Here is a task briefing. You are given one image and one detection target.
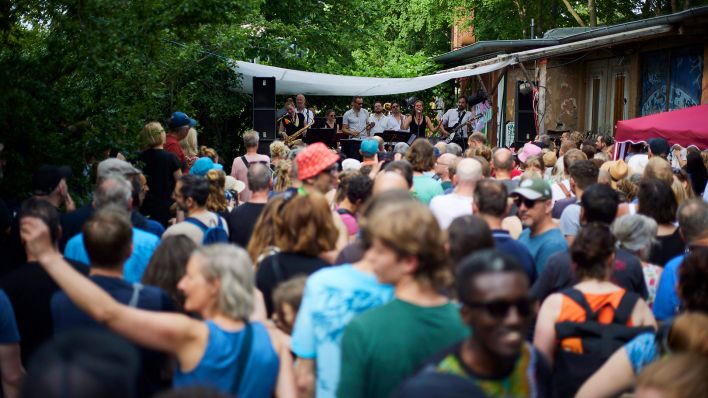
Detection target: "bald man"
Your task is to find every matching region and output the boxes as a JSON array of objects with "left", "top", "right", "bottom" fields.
[
  {"left": 435, "top": 153, "right": 457, "bottom": 191},
  {"left": 373, "top": 172, "right": 409, "bottom": 195},
  {"left": 430, "top": 158, "right": 483, "bottom": 229}
]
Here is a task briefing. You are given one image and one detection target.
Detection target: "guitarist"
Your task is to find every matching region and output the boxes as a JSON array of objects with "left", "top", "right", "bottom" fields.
[
  {"left": 279, "top": 102, "right": 306, "bottom": 141},
  {"left": 440, "top": 96, "right": 473, "bottom": 150}
]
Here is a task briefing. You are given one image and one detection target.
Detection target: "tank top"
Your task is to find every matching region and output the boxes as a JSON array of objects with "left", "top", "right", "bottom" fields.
[
  {"left": 556, "top": 289, "right": 632, "bottom": 353},
  {"left": 173, "top": 321, "right": 279, "bottom": 397},
  {"left": 410, "top": 114, "right": 426, "bottom": 137}
]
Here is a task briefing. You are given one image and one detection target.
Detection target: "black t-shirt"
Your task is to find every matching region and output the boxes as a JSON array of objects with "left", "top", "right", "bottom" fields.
[
  {"left": 648, "top": 228, "right": 686, "bottom": 267},
  {"left": 531, "top": 248, "right": 648, "bottom": 303},
  {"left": 138, "top": 148, "right": 181, "bottom": 227},
  {"left": 0, "top": 259, "right": 89, "bottom": 364},
  {"left": 59, "top": 204, "right": 93, "bottom": 251},
  {"left": 227, "top": 202, "right": 266, "bottom": 248},
  {"left": 256, "top": 252, "right": 329, "bottom": 316}
]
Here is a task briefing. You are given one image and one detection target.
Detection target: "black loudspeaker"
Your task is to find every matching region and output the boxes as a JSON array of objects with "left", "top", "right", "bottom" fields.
[
  {"left": 253, "top": 77, "right": 276, "bottom": 139},
  {"left": 258, "top": 139, "right": 273, "bottom": 156},
  {"left": 514, "top": 80, "right": 536, "bottom": 142}
]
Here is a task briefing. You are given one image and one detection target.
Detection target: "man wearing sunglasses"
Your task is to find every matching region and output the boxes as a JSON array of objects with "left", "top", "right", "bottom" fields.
[
  {"left": 342, "top": 96, "right": 371, "bottom": 139},
  {"left": 394, "top": 250, "right": 550, "bottom": 398},
  {"left": 513, "top": 178, "right": 568, "bottom": 277}
]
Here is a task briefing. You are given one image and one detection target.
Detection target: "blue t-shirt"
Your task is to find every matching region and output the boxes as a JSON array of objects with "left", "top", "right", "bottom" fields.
[
  {"left": 624, "top": 332, "right": 658, "bottom": 374},
  {"left": 291, "top": 264, "right": 394, "bottom": 398},
  {"left": 492, "top": 229, "right": 536, "bottom": 282},
  {"left": 518, "top": 227, "right": 568, "bottom": 276},
  {"left": 63, "top": 227, "right": 159, "bottom": 283},
  {"left": 174, "top": 321, "right": 279, "bottom": 398},
  {"left": 652, "top": 254, "right": 685, "bottom": 321},
  {"left": 0, "top": 290, "right": 20, "bottom": 344}
]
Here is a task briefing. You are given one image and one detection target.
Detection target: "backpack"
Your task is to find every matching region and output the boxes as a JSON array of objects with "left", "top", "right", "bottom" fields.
[
  {"left": 185, "top": 214, "right": 229, "bottom": 245},
  {"left": 240, "top": 156, "right": 268, "bottom": 169},
  {"left": 551, "top": 288, "right": 654, "bottom": 398}
]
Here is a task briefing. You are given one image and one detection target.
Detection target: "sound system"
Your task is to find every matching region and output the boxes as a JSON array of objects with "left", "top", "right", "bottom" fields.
[
  {"left": 252, "top": 77, "right": 276, "bottom": 140},
  {"left": 514, "top": 80, "right": 536, "bottom": 142}
]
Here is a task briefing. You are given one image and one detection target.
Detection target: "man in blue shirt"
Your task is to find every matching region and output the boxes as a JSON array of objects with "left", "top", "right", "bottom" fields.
[
  {"left": 53, "top": 207, "right": 173, "bottom": 396},
  {"left": 653, "top": 198, "right": 708, "bottom": 320},
  {"left": 0, "top": 289, "right": 23, "bottom": 397},
  {"left": 474, "top": 179, "right": 536, "bottom": 282},
  {"left": 64, "top": 174, "right": 158, "bottom": 283},
  {"left": 513, "top": 178, "right": 568, "bottom": 276}
]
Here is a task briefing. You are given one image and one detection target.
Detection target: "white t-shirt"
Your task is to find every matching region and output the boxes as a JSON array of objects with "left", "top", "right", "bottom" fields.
[
  {"left": 551, "top": 179, "right": 573, "bottom": 205},
  {"left": 342, "top": 108, "right": 370, "bottom": 138},
  {"left": 429, "top": 193, "right": 473, "bottom": 229},
  {"left": 441, "top": 108, "right": 474, "bottom": 138},
  {"left": 627, "top": 154, "right": 649, "bottom": 176},
  {"left": 384, "top": 114, "right": 408, "bottom": 131},
  {"left": 297, "top": 108, "right": 315, "bottom": 125},
  {"left": 368, "top": 113, "right": 388, "bottom": 135}
]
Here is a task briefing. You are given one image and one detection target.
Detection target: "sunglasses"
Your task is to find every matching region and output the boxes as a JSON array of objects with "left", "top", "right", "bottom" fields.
[
  {"left": 514, "top": 197, "right": 539, "bottom": 209},
  {"left": 464, "top": 298, "right": 533, "bottom": 319}
]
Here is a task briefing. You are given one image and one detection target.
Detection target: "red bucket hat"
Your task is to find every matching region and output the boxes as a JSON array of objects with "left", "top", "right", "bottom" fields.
[{"left": 296, "top": 143, "right": 340, "bottom": 180}]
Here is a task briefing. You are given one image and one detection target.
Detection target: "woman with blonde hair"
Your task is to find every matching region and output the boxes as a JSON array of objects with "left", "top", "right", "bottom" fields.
[
  {"left": 180, "top": 127, "right": 199, "bottom": 171},
  {"left": 269, "top": 140, "right": 290, "bottom": 170},
  {"left": 205, "top": 169, "right": 229, "bottom": 218},
  {"left": 20, "top": 219, "right": 296, "bottom": 398},
  {"left": 138, "top": 121, "right": 182, "bottom": 226},
  {"left": 246, "top": 196, "right": 283, "bottom": 266}
]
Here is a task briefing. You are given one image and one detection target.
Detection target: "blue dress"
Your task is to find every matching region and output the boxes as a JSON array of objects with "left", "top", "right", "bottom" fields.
[{"left": 174, "top": 321, "right": 279, "bottom": 397}]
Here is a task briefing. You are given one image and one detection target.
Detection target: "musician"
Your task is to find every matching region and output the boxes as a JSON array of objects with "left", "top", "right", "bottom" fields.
[
  {"left": 296, "top": 94, "right": 314, "bottom": 125},
  {"left": 368, "top": 101, "right": 388, "bottom": 135},
  {"left": 402, "top": 100, "right": 437, "bottom": 138},
  {"left": 384, "top": 102, "right": 408, "bottom": 132},
  {"left": 342, "top": 96, "right": 371, "bottom": 139},
  {"left": 323, "top": 109, "right": 340, "bottom": 132},
  {"left": 440, "top": 96, "right": 473, "bottom": 148},
  {"left": 279, "top": 103, "right": 305, "bottom": 141}
]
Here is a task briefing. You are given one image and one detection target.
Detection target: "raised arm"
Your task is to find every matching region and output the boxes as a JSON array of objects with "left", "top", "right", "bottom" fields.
[
  {"left": 401, "top": 115, "right": 412, "bottom": 130},
  {"left": 20, "top": 217, "right": 204, "bottom": 359},
  {"left": 425, "top": 116, "right": 438, "bottom": 133}
]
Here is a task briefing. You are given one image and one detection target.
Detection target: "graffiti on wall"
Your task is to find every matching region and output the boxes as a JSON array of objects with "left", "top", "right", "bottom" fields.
[{"left": 640, "top": 46, "right": 703, "bottom": 116}]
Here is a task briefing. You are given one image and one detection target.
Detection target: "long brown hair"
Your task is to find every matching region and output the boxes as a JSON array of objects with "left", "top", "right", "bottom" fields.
[
  {"left": 273, "top": 191, "right": 338, "bottom": 256},
  {"left": 247, "top": 196, "right": 284, "bottom": 265}
]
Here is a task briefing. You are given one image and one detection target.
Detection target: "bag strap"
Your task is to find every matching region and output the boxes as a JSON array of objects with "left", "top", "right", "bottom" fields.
[
  {"left": 241, "top": 156, "right": 250, "bottom": 169},
  {"left": 559, "top": 181, "right": 572, "bottom": 198},
  {"left": 613, "top": 291, "right": 640, "bottom": 325},
  {"left": 129, "top": 283, "right": 143, "bottom": 307},
  {"left": 232, "top": 322, "right": 254, "bottom": 395},
  {"left": 561, "top": 288, "right": 597, "bottom": 321},
  {"left": 337, "top": 208, "right": 353, "bottom": 216},
  {"left": 184, "top": 217, "right": 208, "bottom": 231}
]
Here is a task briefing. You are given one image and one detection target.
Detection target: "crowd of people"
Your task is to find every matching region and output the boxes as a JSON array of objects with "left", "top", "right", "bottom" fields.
[{"left": 1, "top": 107, "right": 708, "bottom": 398}]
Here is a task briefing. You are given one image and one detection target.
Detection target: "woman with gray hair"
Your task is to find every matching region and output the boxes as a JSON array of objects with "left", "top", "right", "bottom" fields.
[
  {"left": 612, "top": 214, "right": 663, "bottom": 307},
  {"left": 18, "top": 219, "right": 297, "bottom": 398}
]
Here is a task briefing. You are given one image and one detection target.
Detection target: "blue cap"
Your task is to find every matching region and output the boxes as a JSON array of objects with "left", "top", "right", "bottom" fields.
[
  {"left": 190, "top": 157, "right": 223, "bottom": 176},
  {"left": 168, "top": 111, "right": 197, "bottom": 130},
  {"left": 360, "top": 139, "right": 378, "bottom": 157}
]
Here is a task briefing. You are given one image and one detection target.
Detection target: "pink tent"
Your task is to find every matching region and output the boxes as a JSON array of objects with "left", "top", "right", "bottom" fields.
[{"left": 613, "top": 104, "right": 708, "bottom": 159}]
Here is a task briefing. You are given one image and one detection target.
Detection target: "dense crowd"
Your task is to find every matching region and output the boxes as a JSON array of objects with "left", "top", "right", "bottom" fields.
[{"left": 1, "top": 110, "right": 708, "bottom": 398}]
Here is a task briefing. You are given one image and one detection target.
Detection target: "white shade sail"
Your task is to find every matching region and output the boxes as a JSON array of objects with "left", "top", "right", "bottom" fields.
[{"left": 231, "top": 57, "right": 513, "bottom": 96}]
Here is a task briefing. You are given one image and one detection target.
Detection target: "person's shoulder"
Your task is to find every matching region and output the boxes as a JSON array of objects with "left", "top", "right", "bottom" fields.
[
  {"left": 65, "top": 232, "right": 84, "bottom": 248},
  {"left": 664, "top": 254, "right": 686, "bottom": 271},
  {"left": 132, "top": 227, "right": 160, "bottom": 245}
]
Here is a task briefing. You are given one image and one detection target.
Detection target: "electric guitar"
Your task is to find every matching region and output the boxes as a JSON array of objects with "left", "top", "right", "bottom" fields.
[{"left": 444, "top": 113, "right": 483, "bottom": 144}]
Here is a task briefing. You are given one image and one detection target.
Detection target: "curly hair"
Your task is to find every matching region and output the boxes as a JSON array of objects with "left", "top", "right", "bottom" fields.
[
  {"left": 205, "top": 169, "right": 228, "bottom": 213},
  {"left": 273, "top": 192, "right": 338, "bottom": 256},
  {"left": 405, "top": 138, "right": 436, "bottom": 172},
  {"left": 269, "top": 140, "right": 290, "bottom": 160},
  {"left": 679, "top": 248, "right": 708, "bottom": 313},
  {"left": 571, "top": 223, "right": 616, "bottom": 280},
  {"left": 247, "top": 196, "right": 283, "bottom": 265},
  {"left": 273, "top": 160, "right": 292, "bottom": 192}
]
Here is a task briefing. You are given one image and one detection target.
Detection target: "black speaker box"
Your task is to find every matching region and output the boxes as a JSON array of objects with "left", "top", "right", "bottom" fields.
[{"left": 253, "top": 77, "right": 276, "bottom": 109}]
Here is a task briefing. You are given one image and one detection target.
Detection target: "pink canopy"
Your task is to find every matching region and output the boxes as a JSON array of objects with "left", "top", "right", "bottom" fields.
[{"left": 615, "top": 104, "right": 708, "bottom": 149}]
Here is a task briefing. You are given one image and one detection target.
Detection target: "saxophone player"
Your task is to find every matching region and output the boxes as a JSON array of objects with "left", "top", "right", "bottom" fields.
[{"left": 279, "top": 102, "right": 305, "bottom": 141}]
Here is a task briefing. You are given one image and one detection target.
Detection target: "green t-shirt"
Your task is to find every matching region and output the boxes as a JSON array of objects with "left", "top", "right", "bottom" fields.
[
  {"left": 412, "top": 175, "right": 444, "bottom": 205},
  {"left": 337, "top": 298, "right": 468, "bottom": 398}
]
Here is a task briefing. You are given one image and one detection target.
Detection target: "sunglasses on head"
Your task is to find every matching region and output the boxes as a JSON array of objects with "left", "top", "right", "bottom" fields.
[
  {"left": 464, "top": 298, "right": 533, "bottom": 319},
  {"left": 514, "top": 197, "right": 539, "bottom": 209}
]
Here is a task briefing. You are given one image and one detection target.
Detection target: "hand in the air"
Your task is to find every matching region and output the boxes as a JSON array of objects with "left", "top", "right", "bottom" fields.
[{"left": 20, "top": 217, "right": 59, "bottom": 261}]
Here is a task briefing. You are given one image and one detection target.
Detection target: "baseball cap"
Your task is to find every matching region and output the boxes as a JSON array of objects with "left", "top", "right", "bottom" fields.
[
  {"left": 360, "top": 139, "right": 378, "bottom": 157},
  {"left": 296, "top": 143, "right": 339, "bottom": 180},
  {"left": 32, "top": 165, "right": 71, "bottom": 195},
  {"left": 518, "top": 142, "right": 542, "bottom": 163},
  {"left": 648, "top": 138, "right": 669, "bottom": 157},
  {"left": 97, "top": 158, "right": 140, "bottom": 179},
  {"left": 168, "top": 111, "right": 197, "bottom": 130},
  {"left": 189, "top": 157, "right": 223, "bottom": 177},
  {"left": 511, "top": 177, "right": 552, "bottom": 200}
]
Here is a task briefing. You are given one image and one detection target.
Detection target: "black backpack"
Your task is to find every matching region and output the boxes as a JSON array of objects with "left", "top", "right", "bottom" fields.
[{"left": 551, "top": 288, "right": 654, "bottom": 398}]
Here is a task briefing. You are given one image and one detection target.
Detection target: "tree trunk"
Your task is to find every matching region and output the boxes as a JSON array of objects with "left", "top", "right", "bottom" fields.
[
  {"left": 588, "top": 0, "right": 597, "bottom": 27},
  {"left": 561, "top": 0, "right": 586, "bottom": 26}
]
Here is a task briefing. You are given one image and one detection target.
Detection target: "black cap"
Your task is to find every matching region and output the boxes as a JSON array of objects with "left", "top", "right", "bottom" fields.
[{"left": 32, "top": 165, "right": 71, "bottom": 196}]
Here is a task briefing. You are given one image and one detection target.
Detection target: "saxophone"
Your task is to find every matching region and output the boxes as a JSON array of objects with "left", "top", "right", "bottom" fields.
[{"left": 285, "top": 121, "right": 314, "bottom": 146}]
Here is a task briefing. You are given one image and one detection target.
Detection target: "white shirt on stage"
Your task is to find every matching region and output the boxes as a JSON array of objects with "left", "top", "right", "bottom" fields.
[
  {"left": 297, "top": 108, "right": 315, "bottom": 125},
  {"left": 384, "top": 114, "right": 408, "bottom": 132},
  {"left": 441, "top": 108, "right": 473, "bottom": 138},
  {"left": 342, "top": 108, "right": 370, "bottom": 138},
  {"left": 368, "top": 112, "right": 388, "bottom": 135}
]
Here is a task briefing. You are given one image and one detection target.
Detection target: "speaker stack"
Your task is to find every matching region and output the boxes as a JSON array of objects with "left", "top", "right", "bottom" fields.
[{"left": 252, "top": 77, "right": 276, "bottom": 154}]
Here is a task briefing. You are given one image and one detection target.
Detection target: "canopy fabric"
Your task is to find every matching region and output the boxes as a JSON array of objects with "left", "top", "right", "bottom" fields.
[
  {"left": 615, "top": 104, "right": 708, "bottom": 149},
  {"left": 231, "top": 57, "right": 513, "bottom": 96}
]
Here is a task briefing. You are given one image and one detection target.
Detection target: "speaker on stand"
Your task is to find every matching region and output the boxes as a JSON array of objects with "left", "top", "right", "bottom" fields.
[
  {"left": 514, "top": 80, "right": 536, "bottom": 144},
  {"left": 252, "top": 77, "right": 276, "bottom": 140}
]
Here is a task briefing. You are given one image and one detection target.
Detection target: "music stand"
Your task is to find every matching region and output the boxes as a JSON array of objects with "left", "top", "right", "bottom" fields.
[
  {"left": 376, "top": 130, "right": 415, "bottom": 144},
  {"left": 339, "top": 139, "right": 362, "bottom": 161},
  {"left": 303, "top": 128, "right": 337, "bottom": 149}
]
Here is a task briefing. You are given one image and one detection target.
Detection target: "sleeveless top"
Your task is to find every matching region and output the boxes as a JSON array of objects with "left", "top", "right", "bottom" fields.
[
  {"left": 556, "top": 290, "right": 632, "bottom": 353},
  {"left": 173, "top": 321, "right": 279, "bottom": 397},
  {"left": 409, "top": 115, "right": 427, "bottom": 137}
]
